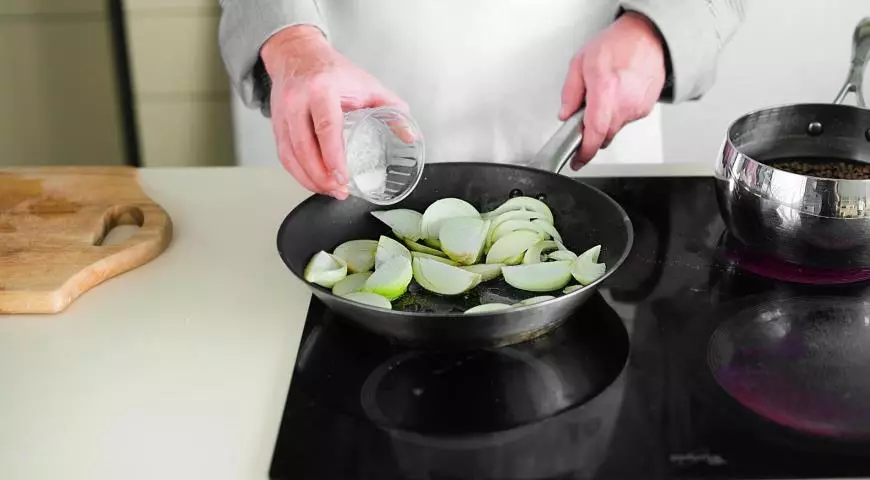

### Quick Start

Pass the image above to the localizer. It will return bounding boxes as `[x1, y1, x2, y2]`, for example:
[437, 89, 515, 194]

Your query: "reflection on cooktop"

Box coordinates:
[719, 233, 870, 285]
[709, 296, 870, 440]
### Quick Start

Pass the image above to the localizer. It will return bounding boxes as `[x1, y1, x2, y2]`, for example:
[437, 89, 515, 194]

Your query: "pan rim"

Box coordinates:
[276, 162, 635, 319]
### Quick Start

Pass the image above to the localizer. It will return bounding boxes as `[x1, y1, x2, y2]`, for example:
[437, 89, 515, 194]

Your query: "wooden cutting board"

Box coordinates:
[0, 166, 172, 314]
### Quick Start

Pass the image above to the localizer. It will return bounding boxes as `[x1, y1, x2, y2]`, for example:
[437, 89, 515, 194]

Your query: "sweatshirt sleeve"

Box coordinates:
[218, 1, 329, 110]
[618, 0, 746, 103]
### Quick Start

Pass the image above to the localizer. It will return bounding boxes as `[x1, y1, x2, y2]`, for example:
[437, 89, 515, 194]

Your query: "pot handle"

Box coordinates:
[533, 109, 585, 175]
[833, 17, 870, 107]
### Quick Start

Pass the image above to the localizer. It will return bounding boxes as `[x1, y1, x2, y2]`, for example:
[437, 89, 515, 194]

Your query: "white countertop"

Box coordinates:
[0, 163, 712, 480]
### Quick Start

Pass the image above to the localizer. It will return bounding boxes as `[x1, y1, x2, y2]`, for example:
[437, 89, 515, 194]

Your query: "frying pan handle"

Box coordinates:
[534, 109, 585, 175]
[833, 17, 870, 107]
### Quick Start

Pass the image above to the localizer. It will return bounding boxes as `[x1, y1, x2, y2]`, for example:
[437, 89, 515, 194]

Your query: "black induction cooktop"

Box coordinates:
[269, 177, 870, 480]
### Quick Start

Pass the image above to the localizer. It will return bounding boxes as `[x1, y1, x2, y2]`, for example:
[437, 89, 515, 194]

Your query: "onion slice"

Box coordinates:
[362, 256, 413, 300]
[488, 220, 542, 247]
[486, 230, 542, 265]
[548, 250, 578, 262]
[304, 251, 348, 288]
[420, 198, 480, 241]
[332, 272, 372, 296]
[483, 196, 554, 224]
[460, 263, 503, 282]
[412, 257, 482, 296]
[571, 245, 606, 285]
[370, 209, 423, 241]
[375, 235, 412, 268]
[522, 240, 560, 264]
[411, 251, 458, 266]
[502, 261, 573, 292]
[332, 239, 378, 273]
[464, 303, 512, 314]
[341, 291, 393, 310]
[439, 217, 490, 265]
[404, 239, 447, 257]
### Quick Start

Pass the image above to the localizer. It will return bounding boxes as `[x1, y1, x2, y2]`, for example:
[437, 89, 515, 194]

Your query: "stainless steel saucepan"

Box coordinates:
[715, 18, 870, 270]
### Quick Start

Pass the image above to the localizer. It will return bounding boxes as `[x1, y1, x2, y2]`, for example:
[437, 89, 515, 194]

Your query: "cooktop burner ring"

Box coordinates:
[707, 296, 870, 441]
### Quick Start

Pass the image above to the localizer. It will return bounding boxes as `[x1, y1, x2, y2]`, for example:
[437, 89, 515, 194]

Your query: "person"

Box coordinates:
[218, 1, 746, 200]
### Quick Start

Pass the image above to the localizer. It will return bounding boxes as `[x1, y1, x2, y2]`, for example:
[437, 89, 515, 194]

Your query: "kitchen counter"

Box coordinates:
[0, 163, 712, 480]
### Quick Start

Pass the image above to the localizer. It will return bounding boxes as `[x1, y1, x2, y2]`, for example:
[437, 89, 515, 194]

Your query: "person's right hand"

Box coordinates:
[260, 26, 409, 199]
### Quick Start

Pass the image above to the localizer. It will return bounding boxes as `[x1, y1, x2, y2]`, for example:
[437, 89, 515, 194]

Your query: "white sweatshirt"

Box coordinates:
[218, 0, 745, 167]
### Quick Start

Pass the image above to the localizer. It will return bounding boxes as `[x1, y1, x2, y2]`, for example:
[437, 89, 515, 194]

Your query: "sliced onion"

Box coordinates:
[530, 219, 563, 245]
[331, 272, 372, 296]
[439, 217, 490, 265]
[502, 261, 573, 292]
[548, 250, 578, 262]
[572, 245, 606, 285]
[332, 239, 378, 273]
[420, 198, 480, 241]
[562, 284, 583, 294]
[423, 238, 442, 249]
[486, 230, 542, 265]
[404, 239, 448, 257]
[488, 220, 542, 247]
[522, 240, 560, 264]
[487, 210, 548, 238]
[370, 209, 423, 242]
[375, 235, 412, 268]
[412, 257, 482, 296]
[482, 196, 554, 224]
[411, 251, 458, 266]
[341, 291, 393, 310]
[515, 295, 556, 306]
[464, 303, 512, 314]
[362, 256, 413, 300]
[304, 251, 348, 288]
[460, 263, 503, 282]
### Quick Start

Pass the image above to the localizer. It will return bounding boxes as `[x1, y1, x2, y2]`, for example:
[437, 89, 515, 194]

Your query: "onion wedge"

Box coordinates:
[439, 217, 490, 265]
[341, 291, 393, 310]
[404, 239, 448, 257]
[522, 240, 560, 264]
[375, 235, 412, 268]
[412, 257, 482, 296]
[304, 251, 348, 288]
[571, 245, 606, 285]
[488, 220, 542, 247]
[420, 198, 480, 241]
[482, 196, 554, 224]
[486, 230, 542, 265]
[362, 256, 413, 300]
[411, 251, 458, 266]
[502, 261, 573, 292]
[548, 250, 578, 262]
[370, 209, 423, 242]
[464, 303, 512, 314]
[332, 272, 372, 296]
[460, 263, 503, 282]
[332, 239, 378, 273]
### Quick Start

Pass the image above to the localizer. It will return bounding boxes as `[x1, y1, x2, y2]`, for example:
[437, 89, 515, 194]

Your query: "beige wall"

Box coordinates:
[124, 0, 235, 167]
[0, 0, 125, 167]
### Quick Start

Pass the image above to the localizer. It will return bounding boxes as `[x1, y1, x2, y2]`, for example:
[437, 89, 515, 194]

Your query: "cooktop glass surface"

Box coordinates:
[269, 177, 870, 480]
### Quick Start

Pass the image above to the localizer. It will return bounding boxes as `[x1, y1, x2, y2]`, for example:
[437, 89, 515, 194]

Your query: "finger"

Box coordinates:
[288, 101, 342, 194]
[309, 86, 349, 187]
[573, 79, 615, 169]
[273, 117, 318, 193]
[560, 55, 586, 121]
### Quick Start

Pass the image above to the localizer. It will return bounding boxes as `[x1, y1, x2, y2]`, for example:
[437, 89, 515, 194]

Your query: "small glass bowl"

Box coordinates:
[343, 107, 425, 205]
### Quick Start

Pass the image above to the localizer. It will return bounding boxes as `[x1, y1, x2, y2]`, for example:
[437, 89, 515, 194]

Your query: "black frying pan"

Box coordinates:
[277, 162, 633, 348]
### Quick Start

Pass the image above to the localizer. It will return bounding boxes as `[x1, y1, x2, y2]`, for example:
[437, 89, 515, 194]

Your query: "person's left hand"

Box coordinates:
[559, 11, 667, 169]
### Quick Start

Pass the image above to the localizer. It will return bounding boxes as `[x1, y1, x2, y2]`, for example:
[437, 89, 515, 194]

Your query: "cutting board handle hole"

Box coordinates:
[93, 206, 144, 247]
